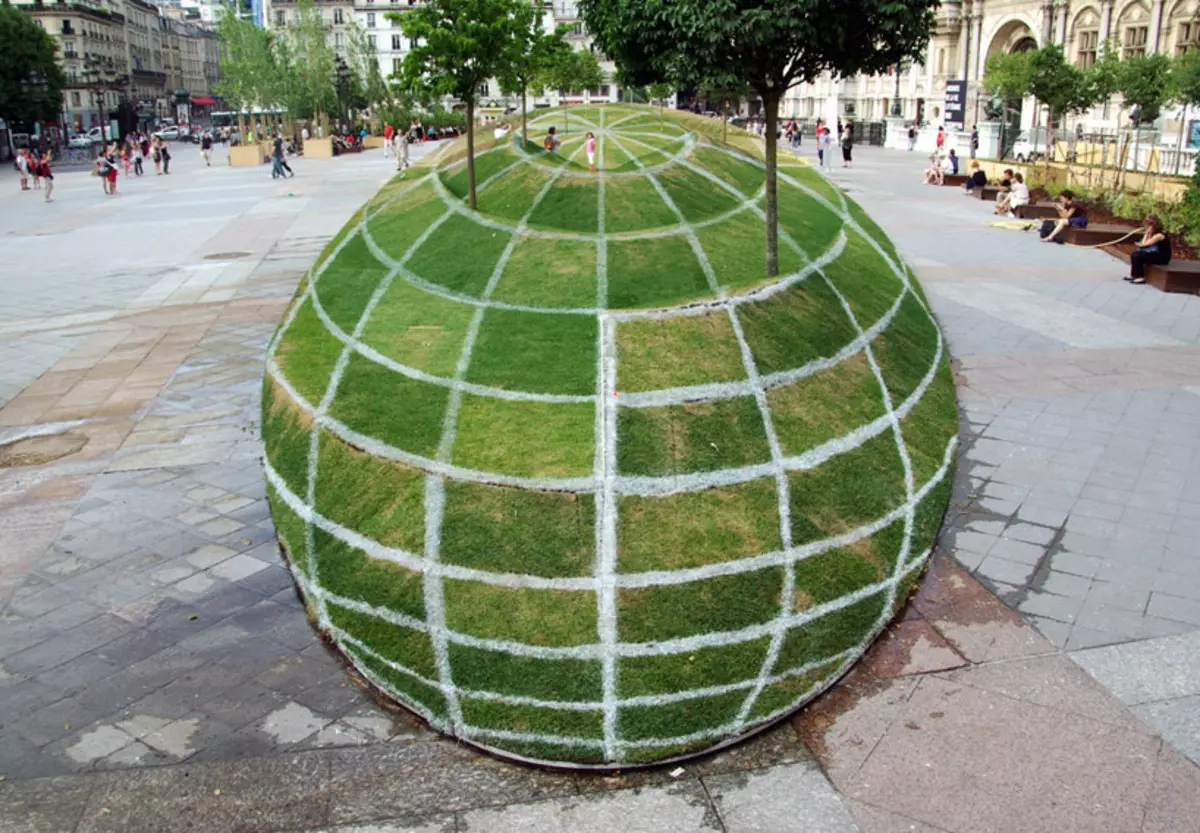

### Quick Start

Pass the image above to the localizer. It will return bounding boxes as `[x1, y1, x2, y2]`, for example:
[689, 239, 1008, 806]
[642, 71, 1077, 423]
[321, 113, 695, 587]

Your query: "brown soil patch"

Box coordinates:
[0, 432, 89, 467]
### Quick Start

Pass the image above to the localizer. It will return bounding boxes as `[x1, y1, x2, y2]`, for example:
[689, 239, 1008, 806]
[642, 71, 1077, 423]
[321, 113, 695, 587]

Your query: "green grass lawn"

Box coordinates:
[263, 104, 958, 769]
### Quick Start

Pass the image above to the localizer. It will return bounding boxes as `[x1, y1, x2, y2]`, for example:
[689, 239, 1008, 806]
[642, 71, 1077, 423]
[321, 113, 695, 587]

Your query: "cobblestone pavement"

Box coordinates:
[1, 142, 1198, 832]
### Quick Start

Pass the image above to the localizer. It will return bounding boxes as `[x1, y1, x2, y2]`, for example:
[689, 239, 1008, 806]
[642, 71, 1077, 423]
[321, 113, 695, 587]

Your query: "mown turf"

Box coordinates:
[616, 312, 745, 391]
[737, 279, 859, 376]
[617, 397, 771, 476]
[441, 480, 595, 577]
[767, 353, 888, 457]
[775, 183, 844, 260]
[314, 430, 425, 551]
[617, 478, 781, 572]
[656, 166, 741, 221]
[449, 643, 602, 703]
[618, 636, 771, 698]
[603, 177, 678, 232]
[443, 580, 597, 647]
[330, 603, 438, 679]
[787, 431, 909, 545]
[316, 235, 391, 334]
[619, 688, 746, 742]
[467, 309, 597, 395]
[691, 147, 764, 196]
[329, 355, 449, 458]
[772, 591, 888, 673]
[617, 566, 784, 642]
[452, 395, 594, 477]
[408, 214, 513, 297]
[442, 148, 520, 199]
[261, 380, 313, 498]
[871, 292, 940, 404]
[527, 178, 599, 233]
[267, 482, 309, 577]
[607, 236, 711, 309]
[822, 229, 905, 326]
[476, 164, 554, 222]
[494, 236, 598, 308]
[748, 657, 843, 720]
[313, 529, 426, 619]
[273, 299, 342, 405]
[366, 182, 448, 263]
[460, 697, 604, 738]
[697, 210, 805, 294]
[359, 278, 474, 377]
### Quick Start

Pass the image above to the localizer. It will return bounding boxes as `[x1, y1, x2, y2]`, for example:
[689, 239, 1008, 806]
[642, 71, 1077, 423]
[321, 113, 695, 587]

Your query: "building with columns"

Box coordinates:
[783, 0, 1200, 133]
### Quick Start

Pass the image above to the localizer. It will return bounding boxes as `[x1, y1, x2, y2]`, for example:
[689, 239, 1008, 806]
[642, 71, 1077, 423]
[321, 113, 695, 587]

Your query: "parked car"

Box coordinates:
[1012, 128, 1049, 163]
[155, 127, 180, 141]
[67, 134, 94, 148]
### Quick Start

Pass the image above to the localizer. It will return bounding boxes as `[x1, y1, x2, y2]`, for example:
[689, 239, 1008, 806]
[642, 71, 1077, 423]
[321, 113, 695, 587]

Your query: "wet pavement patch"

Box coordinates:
[0, 431, 88, 467]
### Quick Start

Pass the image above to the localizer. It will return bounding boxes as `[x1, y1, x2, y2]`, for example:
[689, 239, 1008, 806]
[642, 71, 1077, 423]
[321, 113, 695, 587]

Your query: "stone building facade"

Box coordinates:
[783, 0, 1200, 131]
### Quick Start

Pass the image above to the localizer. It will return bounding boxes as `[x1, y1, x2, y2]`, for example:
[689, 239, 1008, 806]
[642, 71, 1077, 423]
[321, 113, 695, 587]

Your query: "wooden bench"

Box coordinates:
[1014, 202, 1059, 220]
[1062, 223, 1141, 247]
[974, 184, 1003, 201]
[1147, 260, 1200, 294]
[940, 174, 968, 187]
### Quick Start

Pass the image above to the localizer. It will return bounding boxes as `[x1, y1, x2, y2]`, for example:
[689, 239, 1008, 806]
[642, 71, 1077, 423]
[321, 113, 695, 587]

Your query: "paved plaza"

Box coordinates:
[0, 139, 1197, 831]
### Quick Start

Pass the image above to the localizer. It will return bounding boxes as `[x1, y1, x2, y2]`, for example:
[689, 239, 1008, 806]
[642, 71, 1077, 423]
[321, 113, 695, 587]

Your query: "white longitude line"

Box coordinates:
[594, 315, 620, 761]
[423, 155, 586, 734]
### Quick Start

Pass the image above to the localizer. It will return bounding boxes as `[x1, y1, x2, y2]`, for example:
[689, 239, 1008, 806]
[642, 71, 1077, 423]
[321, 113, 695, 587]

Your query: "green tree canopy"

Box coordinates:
[577, 0, 937, 276]
[0, 5, 65, 133]
[390, 0, 522, 209]
[497, 3, 567, 145]
[1119, 52, 1174, 125]
[1172, 47, 1200, 108]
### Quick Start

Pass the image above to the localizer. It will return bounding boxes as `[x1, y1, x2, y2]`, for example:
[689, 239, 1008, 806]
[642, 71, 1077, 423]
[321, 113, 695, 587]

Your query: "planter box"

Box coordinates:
[305, 137, 333, 158]
[363, 136, 386, 149]
[229, 144, 265, 167]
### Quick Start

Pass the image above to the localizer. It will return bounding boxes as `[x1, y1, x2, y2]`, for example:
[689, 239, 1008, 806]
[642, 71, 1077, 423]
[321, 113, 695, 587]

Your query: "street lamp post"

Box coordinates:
[890, 62, 904, 118]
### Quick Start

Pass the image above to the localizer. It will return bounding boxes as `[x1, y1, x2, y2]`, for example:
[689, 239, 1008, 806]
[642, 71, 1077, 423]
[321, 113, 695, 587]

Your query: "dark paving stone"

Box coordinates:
[75, 647, 207, 716]
[193, 682, 291, 729]
[253, 653, 342, 695]
[227, 600, 293, 635]
[4, 616, 134, 676]
[0, 679, 59, 729]
[0, 619, 58, 660]
[94, 629, 174, 670]
[76, 751, 331, 833]
[32, 653, 123, 701]
[236, 565, 294, 598]
[15, 697, 100, 748]
[0, 773, 94, 832]
[291, 678, 372, 719]
[326, 741, 579, 825]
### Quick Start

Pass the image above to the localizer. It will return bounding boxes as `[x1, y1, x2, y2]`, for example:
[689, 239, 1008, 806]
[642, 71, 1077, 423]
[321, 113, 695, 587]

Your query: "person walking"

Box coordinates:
[30, 148, 42, 191]
[383, 122, 394, 157]
[272, 130, 294, 178]
[841, 124, 854, 168]
[39, 150, 54, 203]
[970, 124, 979, 158]
[396, 133, 410, 171]
[907, 125, 917, 151]
[160, 137, 171, 174]
[200, 132, 213, 166]
[817, 123, 831, 168]
[152, 137, 162, 174]
[936, 125, 945, 152]
[586, 131, 597, 172]
[133, 141, 144, 176]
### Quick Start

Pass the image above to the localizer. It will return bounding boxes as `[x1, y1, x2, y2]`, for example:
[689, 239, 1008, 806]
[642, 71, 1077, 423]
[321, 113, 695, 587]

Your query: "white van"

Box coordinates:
[1012, 128, 1049, 162]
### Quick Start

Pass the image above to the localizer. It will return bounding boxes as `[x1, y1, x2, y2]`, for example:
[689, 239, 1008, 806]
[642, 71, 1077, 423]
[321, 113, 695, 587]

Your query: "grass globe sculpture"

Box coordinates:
[261, 105, 958, 767]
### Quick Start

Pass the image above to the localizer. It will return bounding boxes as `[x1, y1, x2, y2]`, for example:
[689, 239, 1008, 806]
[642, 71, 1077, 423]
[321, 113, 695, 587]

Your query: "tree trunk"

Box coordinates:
[522, 85, 528, 148]
[466, 98, 477, 211]
[763, 91, 780, 278]
[723, 100, 728, 144]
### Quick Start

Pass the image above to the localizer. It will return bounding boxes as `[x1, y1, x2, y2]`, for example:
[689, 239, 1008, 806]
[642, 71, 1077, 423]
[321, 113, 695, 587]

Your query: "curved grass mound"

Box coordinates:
[261, 105, 958, 767]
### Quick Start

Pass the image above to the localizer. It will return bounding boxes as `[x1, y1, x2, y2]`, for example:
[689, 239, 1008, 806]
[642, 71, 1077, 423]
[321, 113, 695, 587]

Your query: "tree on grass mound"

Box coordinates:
[390, 0, 522, 210]
[577, 0, 937, 278]
[262, 106, 958, 768]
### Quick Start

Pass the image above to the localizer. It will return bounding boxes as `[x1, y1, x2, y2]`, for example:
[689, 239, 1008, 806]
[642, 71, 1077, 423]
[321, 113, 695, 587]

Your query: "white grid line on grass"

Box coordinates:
[421, 152, 587, 738]
[281, 516, 928, 758]
[595, 315, 620, 761]
[263, 417, 952, 601]
[263, 316, 941, 503]
[267, 119, 957, 765]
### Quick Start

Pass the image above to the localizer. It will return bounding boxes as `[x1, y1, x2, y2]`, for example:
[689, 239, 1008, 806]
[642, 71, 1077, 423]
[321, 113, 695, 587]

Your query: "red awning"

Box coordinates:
[191, 96, 216, 106]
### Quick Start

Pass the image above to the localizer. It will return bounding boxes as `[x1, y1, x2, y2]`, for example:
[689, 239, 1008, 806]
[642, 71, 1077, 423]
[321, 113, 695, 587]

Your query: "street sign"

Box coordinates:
[945, 80, 966, 129]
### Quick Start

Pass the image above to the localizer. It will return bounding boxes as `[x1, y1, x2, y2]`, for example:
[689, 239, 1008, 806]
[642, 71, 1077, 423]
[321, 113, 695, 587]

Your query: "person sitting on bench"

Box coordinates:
[1126, 214, 1171, 284]
[947, 148, 959, 175]
[1040, 190, 1087, 243]
[924, 154, 945, 185]
[993, 169, 1012, 214]
[964, 160, 986, 194]
[997, 172, 1030, 218]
